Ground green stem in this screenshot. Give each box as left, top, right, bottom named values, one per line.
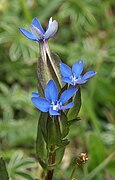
left=70, top=167, right=77, bottom=180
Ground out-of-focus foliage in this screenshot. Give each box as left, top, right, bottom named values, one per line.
left=7, top=151, right=35, bottom=180
left=0, top=157, right=9, bottom=179
left=0, top=0, right=115, bottom=179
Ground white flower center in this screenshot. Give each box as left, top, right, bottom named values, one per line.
left=51, top=101, right=61, bottom=111
left=71, top=75, right=81, bottom=85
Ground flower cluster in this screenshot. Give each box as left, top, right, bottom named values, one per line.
left=31, top=60, right=96, bottom=116
left=19, top=17, right=97, bottom=116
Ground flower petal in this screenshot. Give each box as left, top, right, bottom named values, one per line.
left=32, top=92, right=40, bottom=98
left=61, top=102, right=74, bottom=110
left=44, top=20, right=58, bottom=39
left=72, top=60, right=84, bottom=78
left=19, top=28, right=37, bottom=41
left=75, top=79, right=87, bottom=84
left=60, top=88, right=77, bottom=104
left=49, top=108, right=60, bottom=116
left=32, top=17, right=44, bottom=34
left=46, top=17, right=53, bottom=30
left=82, top=71, right=97, bottom=80
left=30, top=24, right=44, bottom=40
left=60, top=62, right=72, bottom=77
left=61, top=77, right=73, bottom=85
left=45, top=80, right=58, bottom=103
left=31, top=97, right=50, bottom=112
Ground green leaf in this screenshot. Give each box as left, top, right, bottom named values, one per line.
left=15, top=171, right=34, bottom=180
left=0, top=157, right=9, bottom=180
left=59, top=112, right=69, bottom=138
left=68, top=117, right=81, bottom=126
left=40, top=0, right=64, bottom=20
left=39, top=112, right=48, bottom=142
left=55, top=139, right=69, bottom=165
left=36, top=115, right=47, bottom=170
left=67, top=88, right=81, bottom=120
left=47, top=116, right=62, bottom=149
left=36, top=55, right=52, bottom=95
left=47, top=51, right=63, bottom=90
left=9, top=42, right=21, bottom=61
left=88, top=133, right=105, bottom=168
left=55, top=147, right=65, bottom=165
left=37, top=44, right=63, bottom=94
left=13, top=159, right=35, bottom=169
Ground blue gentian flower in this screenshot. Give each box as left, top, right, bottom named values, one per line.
left=19, top=17, right=58, bottom=42
left=60, top=60, right=97, bottom=86
left=31, top=80, right=77, bottom=116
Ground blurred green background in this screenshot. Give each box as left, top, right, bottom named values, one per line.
left=0, top=0, right=115, bottom=179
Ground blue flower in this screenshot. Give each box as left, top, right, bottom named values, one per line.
left=60, top=60, right=97, bottom=86
left=19, top=17, right=58, bottom=42
left=31, top=80, right=77, bottom=116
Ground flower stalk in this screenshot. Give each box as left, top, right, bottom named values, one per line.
left=19, top=17, right=97, bottom=179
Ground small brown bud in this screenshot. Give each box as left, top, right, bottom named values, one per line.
left=76, top=152, right=88, bottom=165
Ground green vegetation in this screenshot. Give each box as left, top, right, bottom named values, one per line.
left=0, top=0, right=115, bottom=179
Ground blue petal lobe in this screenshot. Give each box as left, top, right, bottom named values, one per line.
left=75, top=79, right=87, bottom=84
left=61, top=102, right=74, bottom=110
left=82, top=71, right=97, bottom=80
left=49, top=108, right=60, bottom=116
left=60, top=62, right=72, bottom=77
left=32, top=18, right=44, bottom=34
left=32, top=92, right=40, bottom=97
left=44, top=20, right=58, bottom=39
left=60, top=88, right=77, bottom=104
left=72, top=60, right=84, bottom=78
left=45, top=80, right=58, bottom=103
left=46, top=17, right=52, bottom=30
left=61, top=77, right=73, bottom=85
left=30, top=24, right=44, bottom=40
left=19, top=28, right=37, bottom=41
left=31, top=97, right=50, bottom=112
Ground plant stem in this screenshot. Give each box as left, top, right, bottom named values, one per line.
left=45, top=151, right=56, bottom=180
left=70, top=167, right=77, bottom=180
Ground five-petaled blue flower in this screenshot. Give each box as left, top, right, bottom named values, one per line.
left=31, top=80, right=77, bottom=116
left=19, top=17, right=58, bottom=42
left=60, top=60, right=97, bottom=86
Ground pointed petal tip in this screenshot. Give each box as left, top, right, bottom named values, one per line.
left=83, top=70, right=97, bottom=80
left=72, top=60, right=84, bottom=77
left=45, top=80, right=58, bottom=102
left=32, top=17, right=44, bottom=34
left=79, top=60, right=84, bottom=63
left=19, top=27, right=37, bottom=41
left=32, top=17, right=38, bottom=21
left=49, top=17, right=52, bottom=22
left=44, top=20, right=58, bottom=39
left=32, top=92, right=40, bottom=98
left=60, top=62, right=72, bottom=78
left=61, top=102, right=74, bottom=110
